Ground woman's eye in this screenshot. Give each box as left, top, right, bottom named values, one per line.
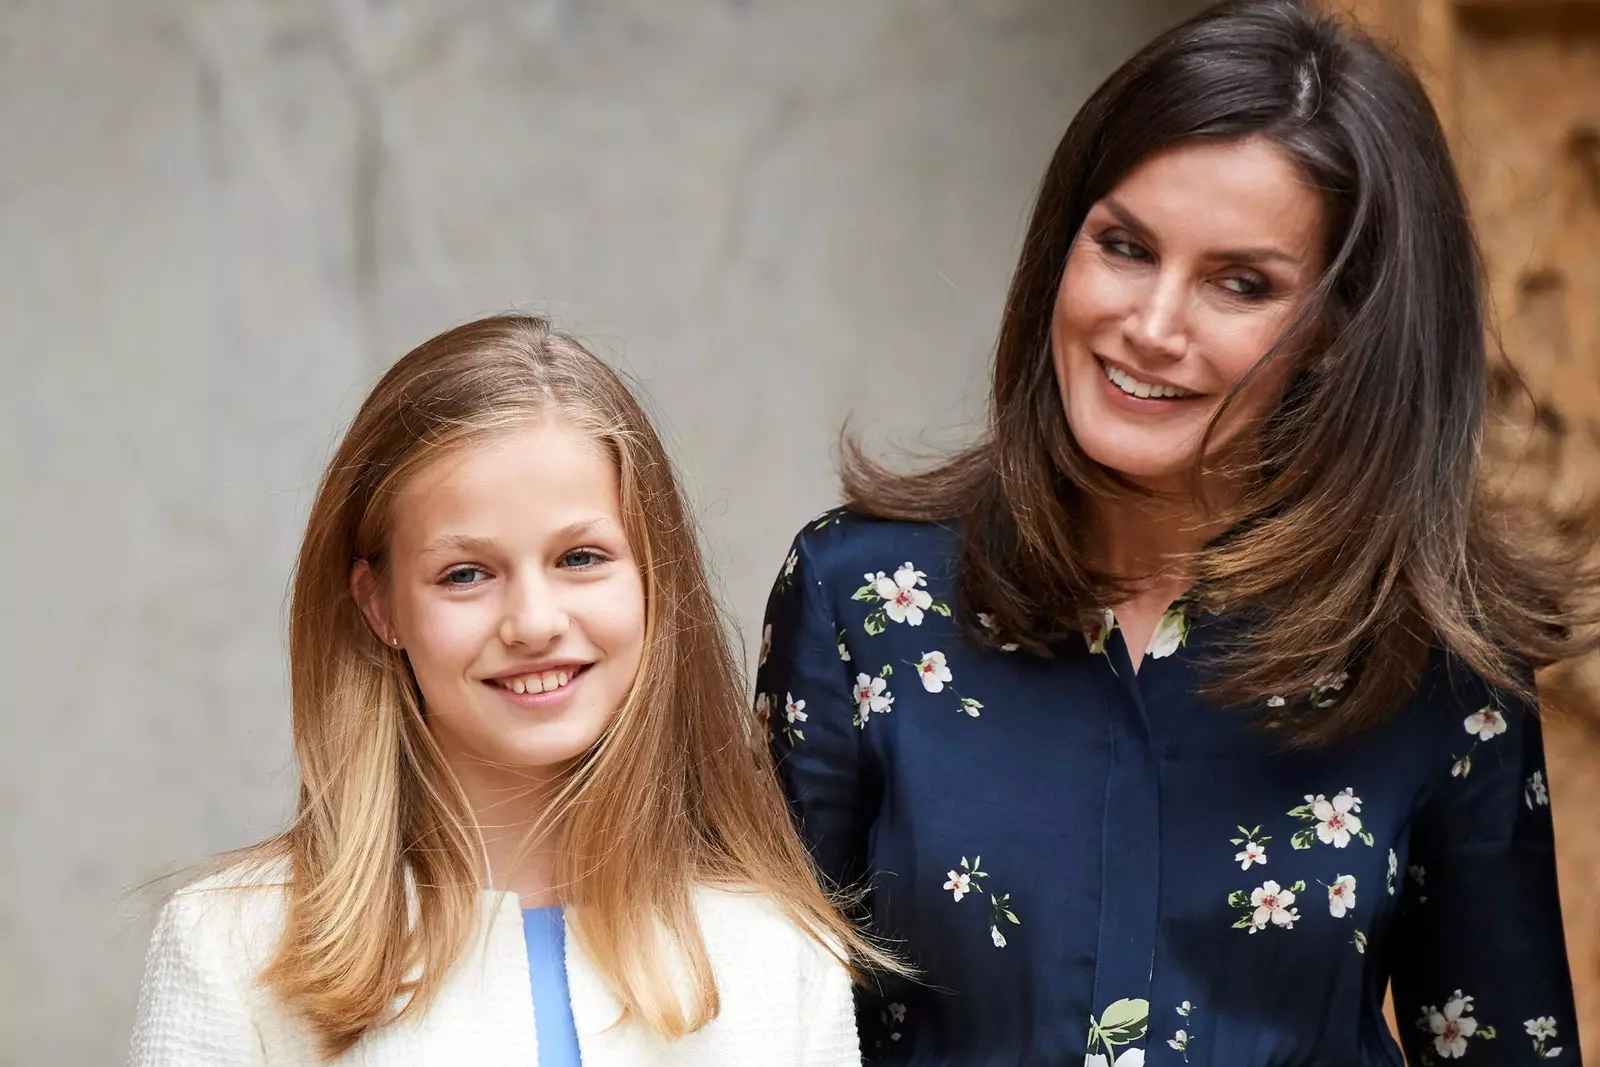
left=1220, top=274, right=1271, bottom=299
left=560, top=549, right=608, bottom=570
left=1099, top=236, right=1148, bottom=261
left=442, top=566, right=488, bottom=586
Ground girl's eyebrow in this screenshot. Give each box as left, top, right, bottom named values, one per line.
left=419, top=533, right=500, bottom=558
left=419, top=519, right=614, bottom=558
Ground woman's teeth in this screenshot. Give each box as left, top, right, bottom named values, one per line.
left=498, top=669, right=573, bottom=695
left=1103, top=361, right=1193, bottom=400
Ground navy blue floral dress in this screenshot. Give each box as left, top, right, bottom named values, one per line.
left=754, top=509, right=1579, bottom=1067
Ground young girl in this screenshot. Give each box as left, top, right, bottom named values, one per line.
left=757, top=1, right=1587, bottom=1064
left=131, top=315, right=877, bottom=1065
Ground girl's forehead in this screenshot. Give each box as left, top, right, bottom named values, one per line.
left=389, top=423, right=623, bottom=548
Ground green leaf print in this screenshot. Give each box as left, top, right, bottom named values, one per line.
left=1087, top=998, right=1150, bottom=1059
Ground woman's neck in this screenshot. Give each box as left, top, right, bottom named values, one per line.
left=1089, top=490, right=1228, bottom=671
left=445, top=752, right=564, bottom=908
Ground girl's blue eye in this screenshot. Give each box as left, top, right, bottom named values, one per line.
left=444, top=566, right=486, bottom=585
left=561, top=549, right=606, bottom=570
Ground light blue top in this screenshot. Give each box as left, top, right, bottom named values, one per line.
left=521, top=907, right=582, bottom=1067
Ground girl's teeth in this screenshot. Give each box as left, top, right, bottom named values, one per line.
left=501, top=670, right=577, bottom=695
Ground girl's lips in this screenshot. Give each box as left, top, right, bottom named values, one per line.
left=485, top=663, right=591, bottom=711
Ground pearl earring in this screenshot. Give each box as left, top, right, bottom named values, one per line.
left=389, top=635, right=400, bottom=647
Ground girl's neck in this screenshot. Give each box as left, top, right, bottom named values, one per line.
left=445, top=752, right=564, bottom=908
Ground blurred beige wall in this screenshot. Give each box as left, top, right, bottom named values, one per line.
left=0, top=0, right=1201, bottom=1061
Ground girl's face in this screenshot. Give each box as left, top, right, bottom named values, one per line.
left=355, top=419, right=645, bottom=776
left=1051, top=136, right=1327, bottom=490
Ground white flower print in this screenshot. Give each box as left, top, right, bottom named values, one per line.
left=944, top=856, right=984, bottom=902
left=916, top=651, right=953, bottom=693
left=1524, top=1016, right=1562, bottom=1059
left=774, top=548, right=800, bottom=594
left=1463, top=705, right=1508, bottom=741
left=1229, top=879, right=1304, bottom=932
left=851, top=667, right=894, bottom=728
left=1289, top=788, right=1374, bottom=849
left=1176, top=1002, right=1192, bottom=1017
left=852, top=562, right=950, bottom=633
left=759, top=623, right=772, bottom=668
left=1266, top=694, right=1287, bottom=708
left=1167, top=1030, right=1189, bottom=1060
left=1085, top=1054, right=1145, bottom=1067
left=874, top=1001, right=907, bottom=1050
left=1526, top=769, right=1550, bottom=809
left=837, top=628, right=851, bottom=662
left=880, top=563, right=932, bottom=624
left=959, top=697, right=984, bottom=717
left=1326, top=874, right=1357, bottom=918
left=1230, top=825, right=1271, bottom=870
left=1353, top=930, right=1368, bottom=954
left=944, top=857, right=1020, bottom=946
left=754, top=692, right=773, bottom=728
left=1146, top=603, right=1189, bottom=659
left=1387, top=849, right=1398, bottom=895
left=1415, top=990, right=1496, bottom=1062
left=1452, top=705, right=1509, bottom=778
left=777, top=692, right=807, bottom=744
left=989, top=892, right=1020, bottom=944
left=979, top=612, right=1021, bottom=652
left=1311, top=671, right=1349, bottom=708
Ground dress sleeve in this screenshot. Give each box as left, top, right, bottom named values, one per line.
left=1389, top=671, right=1580, bottom=1065
left=755, top=529, right=879, bottom=892
left=129, top=893, right=267, bottom=1067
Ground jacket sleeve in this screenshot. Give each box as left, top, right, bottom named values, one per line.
left=129, top=893, right=267, bottom=1067
left=1389, top=672, right=1580, bottom=1065
left=755, top=528, right=879, bottom=892
left=798, top=941, right=863, bottom=1067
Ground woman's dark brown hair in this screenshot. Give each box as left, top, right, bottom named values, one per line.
left=843, top=0, right=1595, bottom=744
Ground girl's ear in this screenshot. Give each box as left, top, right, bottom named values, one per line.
left=350, top=560, right=399, bottom=648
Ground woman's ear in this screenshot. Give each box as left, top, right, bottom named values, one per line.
left=350, top=560, right=399, bottom=648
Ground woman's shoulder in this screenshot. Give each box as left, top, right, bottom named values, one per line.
left=788, top=506, right=961, bottom=584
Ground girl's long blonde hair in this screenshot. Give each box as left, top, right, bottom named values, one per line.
left=226, top=315, right=888, bottom=1056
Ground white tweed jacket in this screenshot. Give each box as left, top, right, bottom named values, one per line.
left=129, top=864, right=860, bottom=1066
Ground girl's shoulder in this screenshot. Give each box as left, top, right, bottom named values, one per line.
left=689, top=885, right=849, bottom=979
left=153, top=856, right=293, bottom=967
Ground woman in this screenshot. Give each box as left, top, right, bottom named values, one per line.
left=132, top=316, right=879, bottom=1065
left=755, top=2, right=1587, bottom=1064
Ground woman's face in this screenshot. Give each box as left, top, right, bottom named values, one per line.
left=354, top=419, right=646, bottom=777
left=1051, top=136, right=1327, bottom=490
